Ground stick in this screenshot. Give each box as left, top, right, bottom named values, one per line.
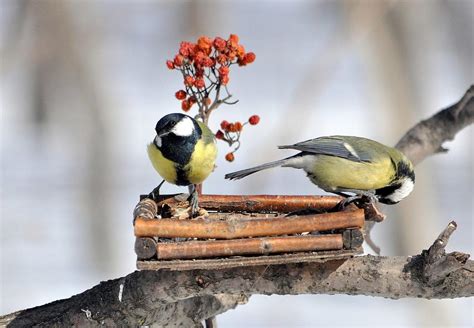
left=422, top=221, right=470, bottom=285
left=135, top=209, right=364, bottom=239
left=156, top=235, right=343, bottom=259
left=155, top=194, right=343, bottom=213
left=135, top=237, right=157, bottom=260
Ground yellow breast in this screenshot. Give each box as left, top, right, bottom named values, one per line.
left=147, top=138, right=217, bottom=186
left=184, top=138, right=218, bottom=184
left=147, top=143, right=178, bottom=184
left=311, top=155, right=394, bottom=191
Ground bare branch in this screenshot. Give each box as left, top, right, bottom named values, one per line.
left=422, top=221, right=470, bottom=285
left=2, top=221, right=472, bottom=327
left=396, top=85, right=474, bottom=165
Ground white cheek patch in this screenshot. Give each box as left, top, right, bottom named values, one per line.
left=172, top=117, right=194, bottom=137
left=155, top=135, right=162, bottom=147
left=387, top=178, right=414, bottom=203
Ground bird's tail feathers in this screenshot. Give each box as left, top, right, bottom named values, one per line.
left=224, top=158, right=289, bottom=180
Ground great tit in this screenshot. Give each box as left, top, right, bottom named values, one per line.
left=148, top=113, right=217, bottom=215
left=225, top=136, right=415, bottom=206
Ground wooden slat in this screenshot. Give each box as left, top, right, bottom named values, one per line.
left=156, top=235, right=343, bottom=260
left=134, top=209, right=364, bottom=239
left=153, top=194, right=343, bottom=213
left=136, top=248, right=362, bottom=271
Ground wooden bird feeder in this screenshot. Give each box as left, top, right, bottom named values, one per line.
left=133, top=194, right=369, bottom=271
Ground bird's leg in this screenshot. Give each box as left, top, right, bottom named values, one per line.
left=335, top=190, right=378, bottom=210
left=148, top=180, right=165, bottom=201
left=188, top=184, right=199, bottom=217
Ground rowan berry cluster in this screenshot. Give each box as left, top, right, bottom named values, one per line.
left=167, top=34, right=259, bottom=161
left=216, top=115, right=260, bottom=161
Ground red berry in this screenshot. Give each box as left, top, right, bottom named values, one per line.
left=215, top=130, right=224, bottom=139
left=220, top=120, right=230, bottom=130
left=173, top=55, right=184, bottom=66
left=181, top=100, right=191, bottom=112
left=218, top=66, right=230, bottom=76
left=225, top=152, right=235, bottom=162
left=220, top=74, right=229, bottom=85
left=248, top=115, right=260, bottom=125
left=213, top=37, right=226, bottom=51
left=243, top=52, right=256, bottom=64
left=175, top=90, right=187, bottom=100
left=166, top=60, right=175, bottom=69
left=194, top=78, right=205, bottom=89
left=188, top=96, right=197, bottom=104
left=184, top=75, right=194, bottom=86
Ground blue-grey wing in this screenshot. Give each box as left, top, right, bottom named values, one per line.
left=278, top=136, right=374, bottom=163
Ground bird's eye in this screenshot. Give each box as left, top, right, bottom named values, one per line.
left=165, top=121, right=176, bottom=130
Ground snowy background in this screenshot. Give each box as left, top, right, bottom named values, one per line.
left=1, top=0, right=473, bottom=326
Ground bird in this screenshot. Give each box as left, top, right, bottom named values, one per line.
left=225, top=135, right=415, bottom=206
left=147, top=113, right=217, bottom=216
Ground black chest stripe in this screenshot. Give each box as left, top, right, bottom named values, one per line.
left=159, top=134, right=197, bottom=166
left=175, top=165, right=191, bottom=186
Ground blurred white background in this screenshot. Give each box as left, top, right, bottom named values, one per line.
left=1, top=0, right=473, bottom=327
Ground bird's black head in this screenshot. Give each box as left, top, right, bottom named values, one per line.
left=376, top=158, right=415, bottom=204
left=153, top=113, right=202, bottom=165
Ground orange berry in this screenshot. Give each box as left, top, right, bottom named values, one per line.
left=204, top=97, right=212, bottom=106
left=244, top=52, right=256, bottom=64
left=248, top=115, right=260, bottom=125
left=217, top=54, right=227, bottom=65
left=179, top=41, right=196, bottom=57
left=194, top=78, right=205, bottom=89
left=229, top=34, right=239, bottom=44
left=237, top=45, right=245, bottom=59
left=173, top=55, right=184, bottom=67
left=181, top=100, right=191, bottom=112
left=234, top=122, right=243, bottom=132
left=218, top=66, right=230, bottom=76
left=197, top=36, right=212, bottom=52
left=175, top=90, right=187, bottom=100
left=166, top=60, right=175, bottom=69
left=213, top=37, right=226, bottom=51
left=227, top=50, right=236, bottom=61
left=184, top=75, right=194, bottom=86
left=225, top=152, right=235, bottom=162
left=220, top=74, right=229, bottom=85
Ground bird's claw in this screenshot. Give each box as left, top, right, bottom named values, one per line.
left=187, top=186, right=200, bottom=218
left=337, top=194, right=377, bottom=211
left=148, top=180, right=165, bottom=201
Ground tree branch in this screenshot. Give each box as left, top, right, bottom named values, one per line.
left=395, top=85, right=474, bottom=165
left=1, top=221, right=471, bottom=326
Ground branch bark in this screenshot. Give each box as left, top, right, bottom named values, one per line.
left=395, top=85, right=474, bottom=165
left=2, top=87, right=473, bottom=326
left=2, top=222, right=472, bottom=327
